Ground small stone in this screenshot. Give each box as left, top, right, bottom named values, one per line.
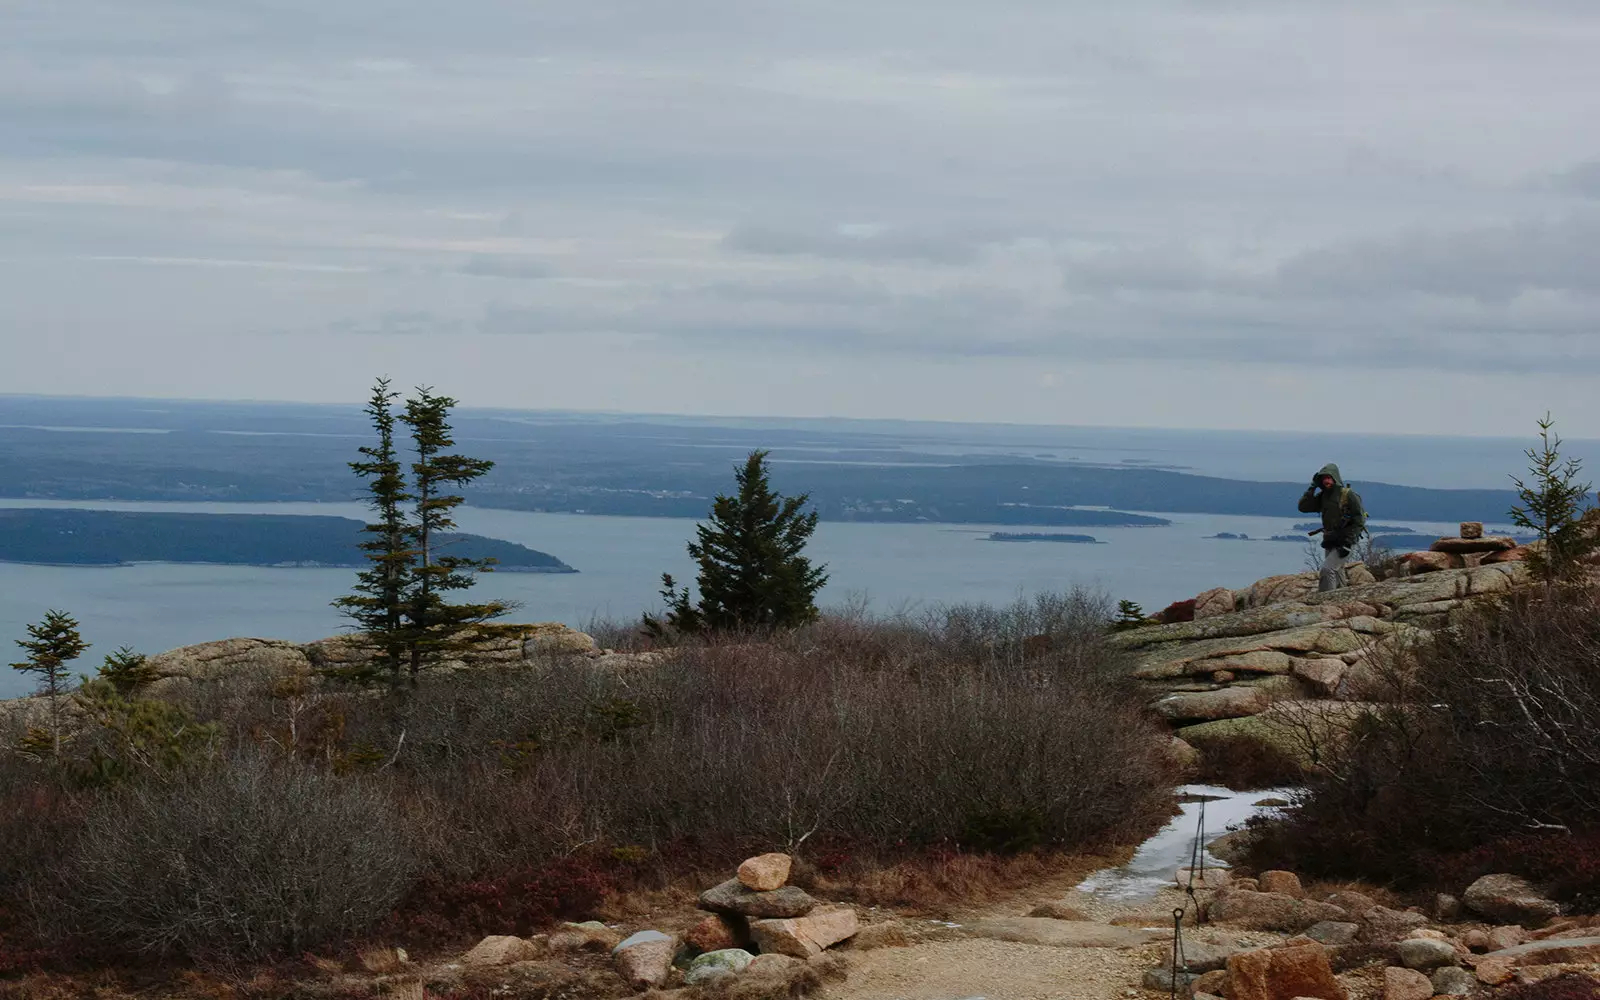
left=1431, top=966, right=1476, bottom=996
left=1258, top=871, right=1306, bottom=899
left=612, top=931, right=677, bottom=990
left=548, top=921, right=622, bottom=952
left=1462, top=929, right=1490, bottom=952
left=699, top=878, right=817, bottom=918
left=1361, top=905, right=1431, bottom=944
left=1170, top=937, right=1246, bottom=972
left=685, top=948, right=754, bottom=985
left=684, top=913, right=747, bottom=954
left=358, top=946, right=404, bottom=973
left=1144, top=967, right=1200, bottom=994
left=1396, top=937, right=1458, bottom=970
left=1194, top=969, right=1230, bottom=995
left=738, top=853, right=793, bottom=892
left=746, top=953, right=800, bottom=976
left=1383, top=965, right=1434, bottom=1000
left=1459, top=522, right=1485, bottom=540
left=1475, top=956, right=1514, bottom=985
left=461, top=935, right=539, bottom=967
left=1488, top=925, right=1528, bottom=951
left=1304, top=922, right=1361, bottom=946
left=1212, top=670, right=1236, bottom=684
left=1325, top=891, right=1376, bottom=918
left=1433, top=894, right=1464, bottom=921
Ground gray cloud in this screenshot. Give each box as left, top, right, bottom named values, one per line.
left=6, top=1, right=1600, bottom=433
left=458, top=255, right=556, bottom=280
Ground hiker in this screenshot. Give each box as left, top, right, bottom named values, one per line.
left=1298, top=463, right=1367, bottom=592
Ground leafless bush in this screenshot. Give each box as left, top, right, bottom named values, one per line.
left=1248, top=586, right=1600, bottom=892
left=38, top=748, right=418, bottom=962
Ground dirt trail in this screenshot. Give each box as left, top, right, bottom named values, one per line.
left=823, top=862, right=1205, bottom=1000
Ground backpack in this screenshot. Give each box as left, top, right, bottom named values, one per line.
left=1339, top=487, right=1367, bottom=539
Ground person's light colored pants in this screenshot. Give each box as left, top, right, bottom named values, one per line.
left=1319, top=546, right=1350, bottom=592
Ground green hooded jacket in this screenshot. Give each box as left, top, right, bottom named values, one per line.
left=1297, top=463, right=1366, bottom=549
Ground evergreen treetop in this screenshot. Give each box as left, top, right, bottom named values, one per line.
left=647, top=449, right=827, bottom=635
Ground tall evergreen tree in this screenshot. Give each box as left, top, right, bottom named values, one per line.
left=646, top=450, right=827, bottom=635
left=1510, top=413, right=1597, bottom=585
left=397, top=387, right=511, bottom=681
left=10, top=609, right=90, bottom=757
left=333, top=379, right=416, bottom=687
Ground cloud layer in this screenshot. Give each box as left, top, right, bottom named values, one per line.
left=4, top=2, right=1600, bottom=433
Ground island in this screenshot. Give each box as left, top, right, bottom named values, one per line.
left=984, top=532, right=1103, bottom=544
left=0, top=509, right=576, bottom=572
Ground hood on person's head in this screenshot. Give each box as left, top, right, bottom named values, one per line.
left=1316, top=463, right=1344, bottom=488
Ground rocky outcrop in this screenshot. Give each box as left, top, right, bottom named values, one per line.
left=1463, top=873, right=1562, bottom=927
left=1110, top=561, right=1532, bottom=751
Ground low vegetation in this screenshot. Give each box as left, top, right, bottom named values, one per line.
left=0, top=590, right=1178, bottom=967
left=1246, top=585, right=1600, bottom=909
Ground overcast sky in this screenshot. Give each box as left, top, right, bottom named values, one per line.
left=4, top=1, right=1600, bottom=435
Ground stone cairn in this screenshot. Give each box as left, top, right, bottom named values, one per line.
left=453, top=852, right=859, bottom=992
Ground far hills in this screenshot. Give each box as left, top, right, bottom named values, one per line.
left=0, top=509, right=574, bottom=571
left=0, top=396, right=1534, bottom=526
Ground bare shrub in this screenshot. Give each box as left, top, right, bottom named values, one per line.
left=39, top=749, right=418, bottom=962
left=1248, top=587, right=1600, bottom=898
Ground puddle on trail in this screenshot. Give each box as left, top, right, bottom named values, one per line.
left=1075, top=784, right=1296, bottom=901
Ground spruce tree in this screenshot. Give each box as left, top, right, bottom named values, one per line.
left=333, top=379, right=415, bottom=687
left=10, top=609, right=90, bottom=757
left=1509, top=413, right=1596, bottom=585
left=397, top=387, right=511, bottom=682
left=646, top=450, right=827, bottom=635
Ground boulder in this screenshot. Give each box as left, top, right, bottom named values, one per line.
left=1400, top=551, right=1466, bottom=575
left=1195, top=587, right=1238, bottom=620
left=1177, top=868, right=1232, bottom=892
left=684, top=913, right=747, bottom=954
left=1167, top=737, right=1202, bottom=772
left=462, top=935, right=540, bottom=967
left=547, top=921, right=622, bottom=952
left=147, top=637, right=311, bottom=685
left=522, top=623, right=600, bottom=658
left=1258, top=871, right=1306, bottom=899
left=1154, top=687, right=1272, bottom=722
left=1169, top=935, right=1250, bottom=972
left=1463, top=873, right=1561, bottom=927
left=699, top=878, right=817, bottom=918
left=1208, top=891, right=1349, bottom=933
left=1432, top=537, right=1516, bottom=554
left=738, top=853, right=792, bottom=892
left=612, top=930, right=676, bottom=990
left=1194, top=969, right=1230, bottom=995
left=1484, top=546, right=1531, bottom=564
left=684, top=948, right=754, bottom=986
left=1431, top=966, right=1477, bottom=996
left=1382, top=966, right=1434, bottom=1000
left=1304, top=922, right=1361, bottom=947
left=1475, top=956, right=1514, bottom=986
left=1472, top=937, right=1600, bottom=969
left=749, top=906, right=859, bottom=958
left=1226, top=943, right=1345, bottom=1000
left=1395, top=937, right=1458, bottom=970
left=745, top=953, right=801, bottom=976
left=1292, top=657, right=1347, bottom=696
left=1360, top=906, right=1431, bottom=944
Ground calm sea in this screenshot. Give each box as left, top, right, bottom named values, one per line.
left=0, top=499, right=1491, bottom=698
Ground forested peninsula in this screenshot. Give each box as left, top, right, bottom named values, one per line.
left=0, top=509, right=575, bottom=571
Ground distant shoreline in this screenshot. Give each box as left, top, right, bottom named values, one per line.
left=0, top=558, right=577, bottom=572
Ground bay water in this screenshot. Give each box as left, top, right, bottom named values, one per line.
left=0, top=499, right=1486, bottom=698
